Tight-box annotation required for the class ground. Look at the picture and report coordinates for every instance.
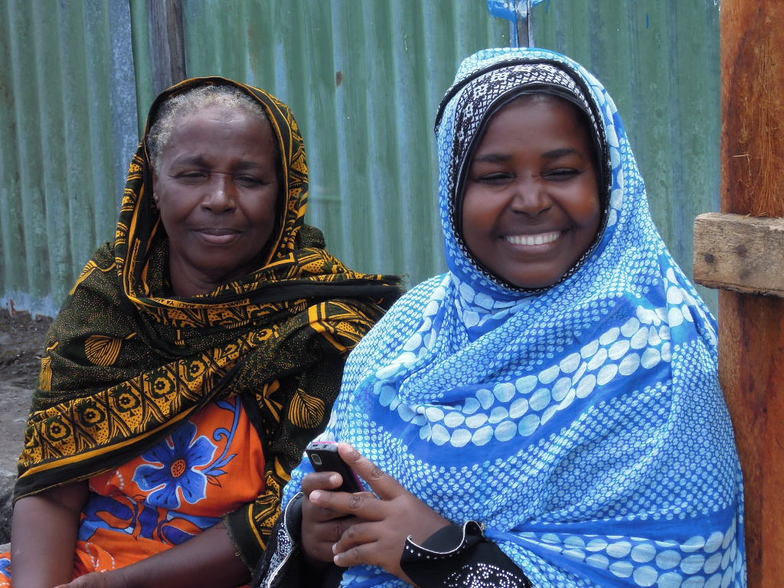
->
[0,310,52,545]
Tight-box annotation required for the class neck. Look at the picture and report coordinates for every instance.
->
[167,255,248,298]
[170,274,218,298]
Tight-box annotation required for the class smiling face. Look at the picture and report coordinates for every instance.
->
[152,104,280,297]
[460,94,601,289]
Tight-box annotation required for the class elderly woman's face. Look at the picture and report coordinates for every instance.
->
[152,104,279,296]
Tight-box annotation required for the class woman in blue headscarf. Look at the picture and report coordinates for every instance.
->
[256,48,746,588]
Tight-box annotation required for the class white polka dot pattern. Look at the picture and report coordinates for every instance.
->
[371,296,681,447]
[483,515,743,588]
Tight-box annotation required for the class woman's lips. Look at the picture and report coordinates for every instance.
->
[194,228,242,245]
[504,230,561,247]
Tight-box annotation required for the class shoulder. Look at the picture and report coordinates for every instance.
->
[361,275,445,341]
[341,275,446,376]
[67,243,119,299]
[49,243,129,336]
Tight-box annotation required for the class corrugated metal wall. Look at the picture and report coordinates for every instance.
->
[168,0,722,302]
[0,0,720,315]
[177,0,509,288]
[0,0,139,316]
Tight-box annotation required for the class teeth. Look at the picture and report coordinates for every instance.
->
[506,231,560,246]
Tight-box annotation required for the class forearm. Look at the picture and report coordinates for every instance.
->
[11,481,89,588]
[112,521,249,588]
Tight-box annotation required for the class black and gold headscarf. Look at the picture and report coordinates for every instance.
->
[15,77,401,566]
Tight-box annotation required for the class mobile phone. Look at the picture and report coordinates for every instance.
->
[305,441,362,493]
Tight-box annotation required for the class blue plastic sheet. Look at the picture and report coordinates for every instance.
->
[486,0,546,21]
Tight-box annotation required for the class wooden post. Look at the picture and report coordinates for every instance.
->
[719,1,784,585]
[149,0,187,95]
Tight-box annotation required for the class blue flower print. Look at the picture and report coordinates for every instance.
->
[134,421,217,510]
[0,555,11,579]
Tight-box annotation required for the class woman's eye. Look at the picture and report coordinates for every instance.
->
[476,173,512,185]
[545,168,581,181]
[234,176,264,187]
[176,171,207,182]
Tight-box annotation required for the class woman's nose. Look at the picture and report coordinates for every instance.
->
[509,178,550,216]
[201,174,237,212]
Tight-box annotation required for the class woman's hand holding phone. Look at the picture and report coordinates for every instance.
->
[301,468,362,565]
[302,441,365,564]
[304,443,451,583]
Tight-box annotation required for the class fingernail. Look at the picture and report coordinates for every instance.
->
[330,473,340,485]
[332,543,338,554]
[310,490,322,502]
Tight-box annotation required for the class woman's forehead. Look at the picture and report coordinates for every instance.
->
[157,103,275,159]
[497,92,588,125]
[171,110,271,143]
[478,95,592,148]
[166,100,264,128]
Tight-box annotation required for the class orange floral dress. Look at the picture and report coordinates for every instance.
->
[0,396,264,586]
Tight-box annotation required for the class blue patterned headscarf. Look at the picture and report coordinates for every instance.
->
[283,48,746,587]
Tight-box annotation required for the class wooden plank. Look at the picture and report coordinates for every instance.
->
[720,1,784,586]
[149,0,186,96]
[694,212,784,297]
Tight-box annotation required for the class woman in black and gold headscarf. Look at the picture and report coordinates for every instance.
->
[2,77,400,588]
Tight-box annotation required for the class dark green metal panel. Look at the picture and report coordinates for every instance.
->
[0,0,720,314]
[0,0,139,316]
[129,0,158,130]
[178,0,509,287]
[175,0,719,306]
